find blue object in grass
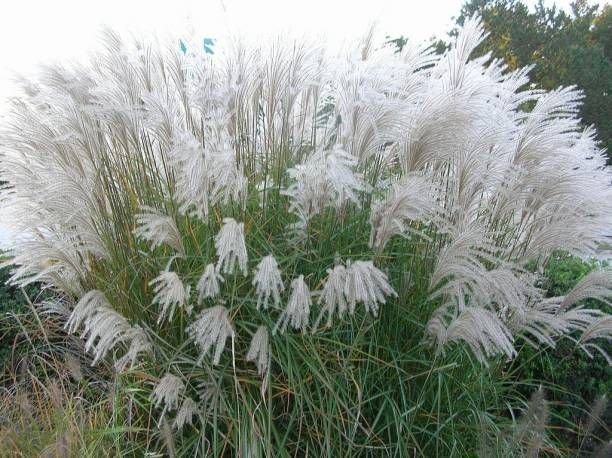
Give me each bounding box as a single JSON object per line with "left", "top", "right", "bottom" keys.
{"left": 203, "top": 38, "right": 215, "bottom": 55}
{"left": 179, "top": 39, "right": 187, "bottom": 55}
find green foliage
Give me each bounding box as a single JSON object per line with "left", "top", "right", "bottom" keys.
{"left": 0, "top": 261, "right": 36, "bottom": 375}
{"left": 511, "top": 253, "right": 611, "bottom": 454}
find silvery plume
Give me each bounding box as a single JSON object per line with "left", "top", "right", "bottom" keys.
{"left": 134, "top": 206, "right": 184, "bottom": 256}
{"left": 197, "top": 263, "right": 224, "bottom": 304}
{"left": 149, "top": 270, "right": 191, "bottom": 324}
{"left": 252, "top": 255, "right": 284, "bottom": 310}
{"left": 274, "top": 275, "right": 311, "bottom": 334}
{"left": 151, "top": 373, "right": 184, "bottom": 413}
{"left": 187, "top": 305, "right": 235, "bottom": 365}
{"left": 215, "top": 218, "right": 248, "bottom": 276}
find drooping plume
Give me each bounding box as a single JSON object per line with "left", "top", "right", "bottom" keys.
{"left": 151, "top": 373, "right": 185, "bottom": 412}
{"left": 283, "top": 146, "right": 370, "bottom": 230}
{"left": 150, "top": 271, "right": 191, "bottom": 324}
{"left": 65, "top": 290, "right": 150, "bottom": 367}
{"left": 274, "top": 275, "right": 311, "bottom": 334}
{"left": 187, "top": 305, "right": 235, "bottom": 365}
{"left": 134, "top": 206, "right": 184, "bottom": 255}
{"left": 369, "top": 173, "right": 441, "bottom": 251}
{"left": 252, "top": 255, "right": 285, "bottom": 310}
{"left": 214, "top": 218, "right": 249, "bottom": 276}
{"left": 196, "top": 263, "right": 224, "bottom": 304}
{"left": 344, "top": 260, "right": 397, "bottom": 317}
{"left": 247, "top": 325, "right": 270, "bottom": 378}
{"left": 313, "top": 264, "right": 348, "bottom": 329}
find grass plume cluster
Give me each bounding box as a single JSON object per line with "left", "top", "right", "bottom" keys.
{"left": 1, "top": 17, "right": 611, "bottom": 456}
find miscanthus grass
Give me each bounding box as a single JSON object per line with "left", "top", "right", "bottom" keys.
{"left": 1, "top": 18, "right": 612, "bottom": 456}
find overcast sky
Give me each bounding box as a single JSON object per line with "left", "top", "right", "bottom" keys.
{"left": 0, "top": 0, "right": 587, "bottom": 114}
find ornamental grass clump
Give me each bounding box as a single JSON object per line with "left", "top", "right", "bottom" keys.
{"left": 1, "top": 18, "right": 612, "bottom": 455}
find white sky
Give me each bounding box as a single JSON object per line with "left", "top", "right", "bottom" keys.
{"left": 0, "top": 0, "right": 592, "bottom": 117}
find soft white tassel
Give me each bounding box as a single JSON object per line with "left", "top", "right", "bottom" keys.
{"left": 134, "top": 206, "right": 184, "bottom": 255}
{"left": 369, "top": 173, "right": 440, "bottom": 251}
{"left": 274, "top": 275, "right": 311, "bottom": 334}
{"left": 80, "top": 307, "right": 132, "bottom": 365}
{"left": 246, "top": 326, "right": 270, "bottom": 377}
{"left": 247, "top": 326, "right": 270, "bottom": 396}
{"left": 66, "top": 290, "right": 149, "bottom": 367}
{"left": 313, "top": 264, "right": 348, "bottom": 329}
{"left": 151, "top": 373, "right": 184, "bottom": 412}
{"left": 65, "top": 290, "right": 108, "bottom": 335}
{"left": 427, "top": 307, "right": 516, "bottom": 364}
{"left": 149, "top": 271, "right": 191, "bottom": 324}
{"left": 196, "top": 263, "right": 224, "bottom": 304}
{"left": 283, "top": 145, "right": 369, "bottom": 226}
{"left": 187, "top": 305, "right": 235, "bottom": 365}
{"left": 214, "top": 218, "right": 248, "bottom": 276}
{"left": 344, "top": 260, "right": 397, "bottom": 316}
{"left": 114, "top": 326, "right": 152, "bottom": 371}
{"left": 252, "top": 255, "right": 284, "bottom": 310}
{"left": 174, "top": 397, "right": 198, "bottom": 430}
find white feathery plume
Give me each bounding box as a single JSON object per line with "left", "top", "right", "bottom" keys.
{"left": 208, "top": 144, "right": 249, "bottom": 208}
{"left": 428, "top": 223, "right": 498, "bottom": 311}
{"left": 150, "top": 271, "right": 191, "bottom": 324}
{"left": 187, "top": 305, "right": 235, "bottom": 365}
{"left": 578, "top": 316, "right": 612, "bottom": 364}
{"left": 325, "top": 146, "right": 371, "bottom": 208}
{"left": 252, "top": 255, "right": 284, "bottom": 310}
{"left": 65, "top": 290, "right": 108, "bottom": 335}
{"left": 214, "top": 218, "right": 248, "bottom": 276}
{"left": 246, "top": 326, "right": 270, "bottom": 379}
{"left": 80, "top": 306, "right": 134, "bottom": 365}
{"left": 151, "top": 373, "right": 184, "bottom": 412}
{"left": 507, "top": 297, "right": 570, "bottom": 348}
{"left": 273, "top": 275, "right": 311, "bottom": 334}
{"left": 174, "top": 397, "right": 198, "bottom": 430}
{"left": 369, "top": 173, "right": 441, "bottom": 251}
{"left": 283, "top": 145, "right": 369, "bottom": 225}
{"left": 508, "top": 295, "right": 608, "bottom": 352}
{"left": 559, "top": 269, "right": 612, "bottom": 311}
{"left": 0, "top": 231, "right": 90, "bottom": 295}
{"left": 65, "top": 290, "right": 151, "bottom": 368}
{"left": 133, "top": 206, "right": 184, "bottom": 255}
{"left": 247, "top": 327, "right": 270, "bottom": 397}
{"left": 170, "top": 130, "right": 248, "bottom": 219}
{"left": 169, "top": 131, "right": 211, "bottom": 219}
{"left": 427, "top": 307, "right": 516, "bottom": 364}
{"left": 196, "top": 263, "right": 224, "bottom": 304}
{"left": 114, "top": 325, "right": 152, "bottom": 372}
{"left": 313, "top": 264, "right": 348, "bottom": 329}
{"left": 344, "top": 260, "right": 397, "bottom": 317}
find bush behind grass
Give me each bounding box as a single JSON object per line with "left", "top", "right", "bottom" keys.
{"left": 511, "top": 253, "right": 611, "bottom": 455}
